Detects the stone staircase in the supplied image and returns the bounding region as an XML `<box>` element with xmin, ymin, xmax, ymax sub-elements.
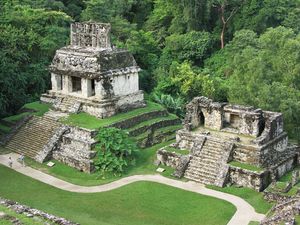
<box><xmin>184</xmin><ymin>138</ymin><xmax>232</xmax><ymax>186</ymax></box>
<box><xmin>6</xmin><ymin>116</ymin><xmax>61</xmax><ymax>158</ymax></box>
<box><xmin>54</xmin><ymin>97</ymin><xmax>81</xmax><ymax>113</ymax></box>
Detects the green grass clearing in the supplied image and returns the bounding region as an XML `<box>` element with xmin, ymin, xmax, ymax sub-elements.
<box><xmin>22</xmin><ymin>102</ymin><xmax>51</xmax><ymax>116</ymax></box>
<box><xmin>127</xmin><ymin>113</ymin><xmax>178</xmax><ymax>132</ymax></box>
<box><xmin>207</xmin><ymin>185</ymin><xmax>272</xmax><ymax>214</ymax></box>
<box><xmin>60</xmin><ymin>101</ymin><xmax>165</xmax><ymax>129</ymax></box>
<box><xmin>164</xmin><ymin>146</ymin><xmax>190</xmax><ymax>155</ymax></box>
<box><xmin>25</xmin><ymin>141</ymin><xmax>178</xmax><ymax>186</ymax></box>
<box><xmin>1</xmin><ymin>102</ymin><xmax>50</xmax><ymax>125</ymax></box>
<box><xmin>3</xmin><ymin>112</ymin><xmax>31</xmax><ymax>123</ymax></box>
<box><xmin>0</xmin><ymin>165</ymin><xmax>236</xmax><ymax>225</ymax></box>
<box><xmin>229</xmin><ymin>161</ymin><xmax>264</xmax><ymax>172</ymax></box>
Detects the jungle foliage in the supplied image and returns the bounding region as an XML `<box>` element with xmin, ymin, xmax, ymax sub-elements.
<box><xmin>93</xmin><ymin>127</ymin><xmax>139</xmax><ymax>175</ymax></box>
<box><xmin>1</xmin><ymin>0</ymin><xmax>300</xmax><ymax>137</ymax></box>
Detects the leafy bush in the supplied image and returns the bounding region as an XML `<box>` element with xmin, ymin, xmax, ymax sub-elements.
<box><xmin>151</xmin><ymin>92</ymin><xmax>185</xmax><ymax>118</ymax></box>
<box><xmin>93</xmin><ymin>127</ymin><xmax>139</xmax><ymax>175</ymax></box>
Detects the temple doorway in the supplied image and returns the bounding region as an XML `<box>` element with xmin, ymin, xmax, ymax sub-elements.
<box><xmin>199</xmin><ymin>111</ymin><xmax>205</xmax><ymax>126</ymax></box>
<box><xmin>72</xmin><ymin>77</ymin><xmax>82</xmax><ymax>92</ymax></box>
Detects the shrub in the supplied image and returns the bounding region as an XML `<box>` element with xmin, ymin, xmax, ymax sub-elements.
<box><xmin>93</xmin><ymin>127</ymin><xmax>139</xmax><ymax>175</ymax></box>
<box><xmin>151</xmin><ymin>92</ymin><xmax>185</xmax><ymax>118</ymax></box>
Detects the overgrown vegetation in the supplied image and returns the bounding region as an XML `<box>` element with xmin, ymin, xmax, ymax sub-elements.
<box><xmin>93</xmin><ymin>127</ymin><xmax>139</xmax><ymax>176</ymax></box>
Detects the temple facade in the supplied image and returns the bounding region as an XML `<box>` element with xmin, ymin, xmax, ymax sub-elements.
<box><xmin>41</xmin><ymin>22</ymin><xmax>144</xmax><ymax>118</ymax></box>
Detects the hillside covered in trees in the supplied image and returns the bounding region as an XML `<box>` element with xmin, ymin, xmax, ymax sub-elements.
<box><xmin>0</xmin><ymin>0</ymin><xmax>300</xmax><ymax>138</ymax></box>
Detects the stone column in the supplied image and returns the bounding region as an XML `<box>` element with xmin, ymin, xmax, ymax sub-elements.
<box><xmin>95</xmin><ymin>80</ymin><xmax>106</xmax><ymax>99</ymax></box>
<box><xmin>81</xmin><ymin>78</ymin><xmax>93</xmax><ymax>98</ymax></box>
<box><xmin>51</xmin><ymin>73</ymin><xmax>63</xmax><ymax>91</ymax></box>
<box><xmin>62</xmin><ymin>75</ymin><xmax>72</xmax><ymax>94</ymax></box>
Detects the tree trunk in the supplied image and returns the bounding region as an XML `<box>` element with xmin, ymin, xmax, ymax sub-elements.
<box><xmin>220</xmin><ymin>4</ymin><xmax>226</xmax><ymax>49</ymax></box>
<box><xmin>221</xmin><ymin>20</ymin><xmax>226</xmax><ymax>49</ymax></box>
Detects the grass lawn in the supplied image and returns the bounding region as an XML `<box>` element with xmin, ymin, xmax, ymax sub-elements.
<box><xmin>0</xmin><ymin>165</ymin><xmax>236</xmax><ymax>225</ymax></box>
<box><xmin>2</xmin><ymin>102</ymin><xmax>50</xmax><ymax>124</ymax></box>
<box><xmin>25</xmin><ymin>141</ymin><xmax>178</xmax><ymax>186</ymax></box>
<box><xmin>60</xmin><ymin>101</ymin><xmax>165</xmax><ymax>129</ymax></box>
<box><xmin>207</xmin><ymin>185</ymin><xmax>273</xmax><ymax>214</ymax></box>
<box><xmin>0</xmin><ymin>205</ymin><xmax>46</xmax><ymax>225</ymax></box>
<box><xmin>229</xmin><ymin>161</ymin><xmax>263</xmax><ymax>173</ymax></box>
<box><xmin>164</xmin><ymin>146</ymin><xmax>190</xmax><ymax>155</ymax></box>
<box><xmin>295</xmin><ymin>215</ymin><xmax>300</xmax><ymax>224</ymax></box>
<box><xmin>22</xmin><ymin>102</ymin><xmax>51</xmax><ymax>117</ymax></box>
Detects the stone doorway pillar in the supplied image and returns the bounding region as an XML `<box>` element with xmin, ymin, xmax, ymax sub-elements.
<box><xmin>51</xmin><ymin>74</ymin><xmax>63</xmax><ymax>91</ymax></box>
<box><xmin>82</xmin><ymin>78</ymin><xmax>93</xmax><ymax>98</ymax></box>
<box><xmin>62</xmin><ymin>75</ymin><xmax>72</xmax><ymax>94</ymax></box>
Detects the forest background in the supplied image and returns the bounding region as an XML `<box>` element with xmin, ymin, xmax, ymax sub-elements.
<box><xmin>0</xmin><ymin>0</ymin><xmax>299</xmax><ymax>138</ymax></box>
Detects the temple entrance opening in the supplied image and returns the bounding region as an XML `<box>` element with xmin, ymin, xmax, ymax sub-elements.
<box><xmin>72</xmin><ymin>77</ymin><xmax>81</xmax><ymax>93</ymax></box>
<box><xmin>199</xmin><ymin>111</ymin><xmax>205</xmax><ymax>126</ymax></box>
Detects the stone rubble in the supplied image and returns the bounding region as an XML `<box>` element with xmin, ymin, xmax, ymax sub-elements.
<box><xmin>0</xmin><ymin>197</ymin><xmax>79</xmax><ymax>225</ymax></box>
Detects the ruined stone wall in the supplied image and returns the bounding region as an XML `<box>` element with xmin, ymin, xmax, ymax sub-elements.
<box><xmin>259</xmin><ymin>134</ymin><xmax>290</xmax><ymax>167</ymax></box>
<box><xmin>157</xmin><ymin>149</ymin><xmax>182</xmax><ymax>168</ymax></box>
<box><xmin>254</xmin><ymin>111</ymin><xmax>284</xmax><ymax>145</ymax></box>
<box><xmin>223</xmin><ymin>105</ymin><xmax>262</xmax><ymax>137</ymax></box>
<box><xmin>202</xmin><ymin>105</ymin><xmax>223</xmax><ymax>130</ymax></box>
<box><xmin>81</xmin><ymin>100</ymin><xmax>117</xmax><ymax>119</ymax></box>
<box><xmin>53</xmin><ymin>126</ymin><xmax>97</xmax><ymax>173</ymax></box>
<box><xmin>229</xmin><ymin>166</ymin><xmax>271</xmax><ymax>191</ymax></box>
<box><xmin>112</xmin><ymin>72</ymin><xmax>139</xmax><ymax>96</ymax></box>
<box><xmin>175</xmin><ymin>130</ymin><xmax>206</xmax><ymax>154</ymax></box>
<box><xmin>70</xmin><ymin>22</ymin><xmax>111</xmax><ymax>49</ymax></box>
<box><xmin>271</xmin><ymin>155</ymin><xmax>297</xmax><ymax>179</ymax></box>
<box><xmin>232</xmin><ymin>144</ymin><xmax>260</xmax><ymax>165</ymax></box>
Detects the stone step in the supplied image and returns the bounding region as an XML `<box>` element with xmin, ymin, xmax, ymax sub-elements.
<box><xmin>185</xmin><ymin>170</ymin><xmax>217</xmax><ymax>181</ymax></box>
<box><xmin>202</xmin><ymin>151</ymin><xmax>221</xmax><ymax>158</ymax></box>
<box><xmin>205</xmin><ymin>140</ymin><xmax>226</xmax><ymax>146</ymax></box>
<box><xmin>190</xmin><ymin>156</ymin><xmax>220</xmax><ymax>165</ymax></box>
<box><xmin>5</xmin><ymin>116</ymin><xmax>60</xmax><ymax>159</ymax></box>
<box><xmin>184</xmin><ymin>173</ymin><xmax>216</xmax><ymax>185</ymax></box>
<box><xmin>202</xmin><ymin>145</ymin><xmax>223</xmax><ymax>152</ymax></box>
<box><xmin>185</xmin><ymin>167</ymin><xmax>218</xmax><ymax>177</ymax></box>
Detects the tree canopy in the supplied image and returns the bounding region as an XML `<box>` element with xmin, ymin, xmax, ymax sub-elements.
<box><xmin>1</xmin><ymin>0</ymin><xmax>300</xmax><ymax>137</ymax></box>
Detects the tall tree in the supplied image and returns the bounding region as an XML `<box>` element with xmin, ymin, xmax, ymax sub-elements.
<box><xmin>212</xmin><ymin>0</ymin><xmax>244</xmax><ymax>48</ymax></box>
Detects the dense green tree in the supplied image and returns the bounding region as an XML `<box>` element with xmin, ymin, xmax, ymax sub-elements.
<box><xmin>0</xmin><ymin>3</ymin><xmax>71</xmax><ymax>116</ymax></box>
<box><xmin>224</xmin><ymin>27</ymin><xmax>300</xmax><ymax>136</ymax></box>
<box><xmin>122</xmin><ymin>30</ymin><xmax>160</xmax><ymax>92</ymax></box>
<box><xmin>159</xmin><ymin>31</ymin><xmax>214</xmax><ymax>68</ymax></box>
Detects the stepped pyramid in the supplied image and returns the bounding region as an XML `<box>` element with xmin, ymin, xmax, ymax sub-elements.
<box><xmin>6</xmin><ymin>116</ymin><xmax>61</xmax><ymax>158</ymax></box>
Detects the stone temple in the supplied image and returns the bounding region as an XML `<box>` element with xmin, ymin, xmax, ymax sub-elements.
<box><xmin>157</xmin><ymin>96</ymin><xmax>299</xmax><ymax>191</ymax></box>
<box><xmin>3</xmin><ymin>22</ymin><xmax>181</xmax><ymax>173</ymax></box>
<box><xmin>41</xmin><ymin>21</ymin><xmax>144</xmax><ymax>118</ymax></box>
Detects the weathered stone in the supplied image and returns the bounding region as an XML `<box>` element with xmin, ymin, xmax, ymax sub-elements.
<box><xmin>0</xmin><ymin>197</ymin><xmax>79</xmax><ymax>225</ymax></box>
<box><xmin>173</xmin><ymin>96</ymin><xmax>299</xmax><ymax>190</ymax></box>
<box><xmin>41</xmin><ymin>21</ymin><xmax>145</xmax><ymax>118</ymax></box>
